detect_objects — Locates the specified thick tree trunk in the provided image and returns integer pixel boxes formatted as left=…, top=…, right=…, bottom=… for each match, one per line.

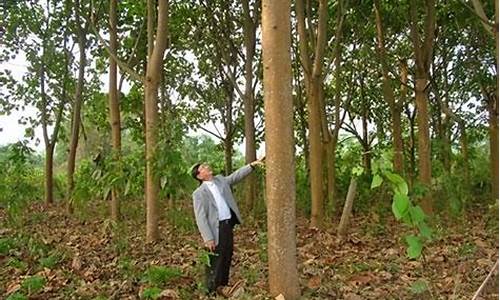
left=337, top=178, right=357, bottom=239
left=262, top=0, right=300, bottom=297
left=67, top=0, right=87, bottom=213
left=109, top=0, right=121, bottom=221
left=242, top=0, right=258, bottom=212
left=145, top=0, right=169, bottom=242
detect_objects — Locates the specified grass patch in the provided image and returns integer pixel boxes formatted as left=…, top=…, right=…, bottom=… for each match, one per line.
left=142, top=265, right=182, bottom=287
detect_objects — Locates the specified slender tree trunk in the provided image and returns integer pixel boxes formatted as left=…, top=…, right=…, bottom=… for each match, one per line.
left=145, top=0, right=169, bottom=242
left=242, top=0, right=258, bottom=212
left=337, top=178, right=357, bottom=239
left=488, top=95, right=499, bottom=199
left=459, top=121, right=469, bottom=184
left=374, top=0, right=403, bottom=173
left=67, top=0, right=87, bottom=213
left=360, top=74, right=371, bottom=173
left=224, top=137, right=233, bottom=175
left=409, top=0, right=435, bottom=214
left=327, top=2, right=345, bottom=215
left=406, top=105, right=417, bottom=189
left=109, top=0, right=121, bottom=221
left=296, top=0, right=328, bottom=228
left=262, top=0, right=300, bottom=297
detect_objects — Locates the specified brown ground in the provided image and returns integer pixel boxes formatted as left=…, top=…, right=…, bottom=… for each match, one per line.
left=0, top=201, right=498, bottom=299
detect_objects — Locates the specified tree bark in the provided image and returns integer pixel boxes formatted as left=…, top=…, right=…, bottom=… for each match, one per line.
left=337, top=178, right=357, bottom=239
left=262, top=0, right=300, bottom=298
left=109, top=0, right=121, bottom=221
left=242, top=0, right=258, bottom=212
left=409, top=0, right=435, bottom=214
left=374, top=0, right=403, bottom=174
left=67, top=0, right=87, bottom=214
left=145, top=0, right=169, bottom=242
left=296, top=0, right=328, bottom=228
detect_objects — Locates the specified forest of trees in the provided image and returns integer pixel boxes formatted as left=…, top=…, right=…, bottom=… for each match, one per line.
left=0, top=0, right=498, bottom=299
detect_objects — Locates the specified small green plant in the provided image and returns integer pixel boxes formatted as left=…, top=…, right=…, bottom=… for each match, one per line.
left=39, top=252, right=61, bottom=269
left=142, top=266, right=182, bottom=287
left=0, top=237, right=15, bottom=255
left=371, top=152, right=432, bottom=259
left=8, top=258, right=28, bottom=271
left=166, top=207, right=196, bottom=233
left=6, top=292, right=28, bottom=300
left=257, top=232, right=268, bottom=263
left=21, top=275, right=45, bottom=295
left=241, top=266, right=259, bottom=285
left=141, top=287, right=162, bottom=299
left=410, top=279, right=429, bottom=294
left=458, top=242, right=476, bottom=257
left=118, top=257, right=137, bottom=278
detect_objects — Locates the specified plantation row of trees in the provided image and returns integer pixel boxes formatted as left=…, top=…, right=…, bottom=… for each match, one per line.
left=0, top=0, right=497, bottom=298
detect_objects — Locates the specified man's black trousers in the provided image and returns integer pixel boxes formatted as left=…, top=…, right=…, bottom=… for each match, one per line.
left=206, top=219, right=233, bottom=292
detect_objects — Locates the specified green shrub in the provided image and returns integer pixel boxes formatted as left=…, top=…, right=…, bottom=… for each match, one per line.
left=141, top=287, right=162, bottom=299
left=21, top=275, right=45, bottom=295
left=142, top=266, right=182, bottom=286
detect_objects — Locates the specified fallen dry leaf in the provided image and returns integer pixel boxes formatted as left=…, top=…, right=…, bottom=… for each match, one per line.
left=307, top=275, right=321, bottom=289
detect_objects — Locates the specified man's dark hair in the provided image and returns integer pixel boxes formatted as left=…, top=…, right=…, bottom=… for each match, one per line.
left=191, top=163, right=202, bottom=184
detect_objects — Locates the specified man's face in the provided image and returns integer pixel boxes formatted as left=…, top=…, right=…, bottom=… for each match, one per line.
left=196, top=163, right=213, bottom=181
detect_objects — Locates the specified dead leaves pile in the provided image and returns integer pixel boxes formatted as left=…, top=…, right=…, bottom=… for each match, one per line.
left=0, top=204, right=498, bottom=299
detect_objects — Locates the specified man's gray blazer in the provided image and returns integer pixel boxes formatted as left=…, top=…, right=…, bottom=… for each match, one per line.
left=192, top=165, right=253, bottom=245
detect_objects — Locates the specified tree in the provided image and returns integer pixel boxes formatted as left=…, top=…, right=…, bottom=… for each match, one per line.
left=409, top=0, right=436, bottom=214
left=145, top=0, right=169, bottom=242
left=108, top=0, right=121, bottom=220
left=374, top=0, right=404, bottom=174
left=67, top=0, right=91, bottom=213
left=262, top=0, right=300, bottom=298
left=295, top=0, right=328, bottom=227
left=242, top=0, right=260, bottom=212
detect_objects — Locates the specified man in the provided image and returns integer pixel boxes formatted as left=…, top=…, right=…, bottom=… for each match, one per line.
left=191, top=158, right=264, bottom=296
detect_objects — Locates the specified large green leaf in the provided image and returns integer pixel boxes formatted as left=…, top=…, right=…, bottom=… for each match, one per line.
left=405, top=235, right=423, bottom=259
left=371, top=174, right=383, bottom=189
left=392, top=194, right=410, bottom=220
left=418, top=223, right=432, bottom=239
left=409, top=205, right=425, bottom=224
left=385, top=172, right=408, bottom=195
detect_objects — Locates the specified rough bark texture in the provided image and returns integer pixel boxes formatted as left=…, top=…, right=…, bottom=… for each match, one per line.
left=145, top=0, right=169, bottom=242
left=409, top=0, right=435, bottom=214
left=109, top=0, right=121, bottom=221
left=337, top=178, right=357, bottom=239
left=67, top=0, right=87, bottom=213
left=296, top=0, right=328, bottom=228
left=262, top=0, right=300, bottom=298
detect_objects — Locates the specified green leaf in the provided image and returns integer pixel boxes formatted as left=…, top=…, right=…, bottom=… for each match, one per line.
left=352, top=166, right=364, bottom=177
left=409, top=205, right=425, bottom=224
left=385, top=172, right=408, bottom=195
left=410, top=280, right=428, bottom=294
left=405, top=235, right=423, bottom=259
left=392, top=194, right=410, bottom=220
left=371, top=174, right=383, bottom=189
left=418, top=223, right=432, bottom=239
